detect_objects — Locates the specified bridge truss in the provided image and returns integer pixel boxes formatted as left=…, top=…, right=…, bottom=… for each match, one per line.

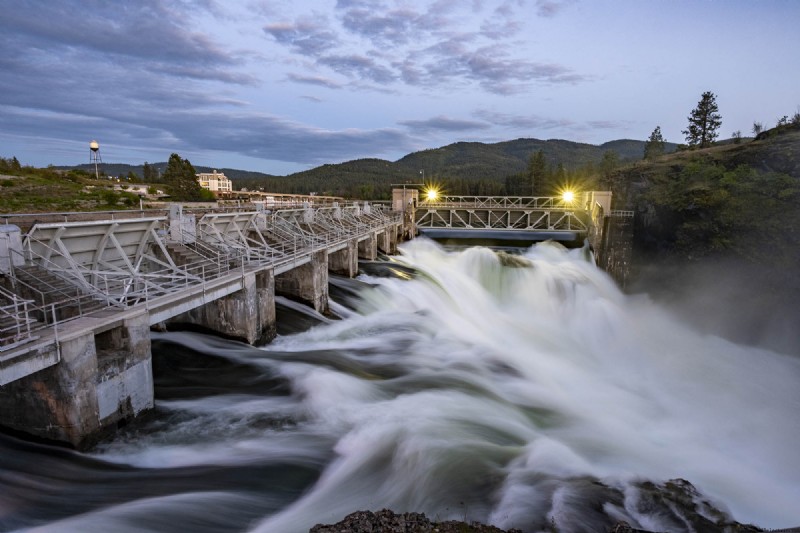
left=415, top=195, right=589, bottom=232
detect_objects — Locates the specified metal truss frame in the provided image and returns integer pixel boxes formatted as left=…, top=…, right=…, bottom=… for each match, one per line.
left=416, top=205, right=588, bottom=232
left=22, top=217, right=205, bottom=308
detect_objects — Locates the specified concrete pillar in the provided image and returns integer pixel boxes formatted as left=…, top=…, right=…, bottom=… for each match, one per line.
left=167, top=271, right=273, bottom=345
left=275, top=250, right=329, bottom=314
left=358, top=232, right=377, bottom=261
left=0, top=312, right=153, bottom=449
left=377, top=228, right=393, bottom=254
left=388, top=223, right=399, bottom=253
left=598, top=214, right=634, bottom=289
left=329, top=239, right=358, bottom=278
left=255, top=269, right=277, bottom=344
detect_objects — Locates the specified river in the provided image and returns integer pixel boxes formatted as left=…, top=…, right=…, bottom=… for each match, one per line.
left=1, top=239, right=799, bottom=532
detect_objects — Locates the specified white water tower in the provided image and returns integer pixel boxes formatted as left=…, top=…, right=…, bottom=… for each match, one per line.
left=89, top=140, right=102, bottom=179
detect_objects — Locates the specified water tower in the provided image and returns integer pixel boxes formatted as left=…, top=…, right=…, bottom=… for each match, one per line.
left=89, top=140, right=102, bottom=179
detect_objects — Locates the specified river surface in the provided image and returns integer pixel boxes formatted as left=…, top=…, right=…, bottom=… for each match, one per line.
left=2, top=239, right=799, bottom=532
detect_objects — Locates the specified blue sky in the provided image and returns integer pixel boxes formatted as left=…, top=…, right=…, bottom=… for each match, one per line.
left=1, top=0, right=798, bottom=176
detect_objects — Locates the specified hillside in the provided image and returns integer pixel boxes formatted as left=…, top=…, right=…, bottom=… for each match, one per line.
left=611, top=123, right=800, bottom=353
left=57, top=137, right=676, bottom=199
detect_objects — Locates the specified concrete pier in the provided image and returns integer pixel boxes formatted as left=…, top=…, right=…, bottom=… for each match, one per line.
left=329, top=239, right=358, bottom=278
left=358, top=232, right=378, bottom=260
left=377, top=228, right=392, bottom=254
left=0, top=311, right=153, bottom=449
left=167, top=270, right=276, bottom=344
left=0, top=202, right=403, bottom=448
left=275, top=250, right=329, bottom=314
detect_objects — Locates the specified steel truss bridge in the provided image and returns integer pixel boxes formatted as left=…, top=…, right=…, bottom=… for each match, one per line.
left=414, top=195, right=594, bottom=243
left=0, top=202, right=400, bottom=358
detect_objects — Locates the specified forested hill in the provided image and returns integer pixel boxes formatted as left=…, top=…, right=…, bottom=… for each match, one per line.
left=60, top=137, right=677, bottom=198
left=233, top=137, right=678, bottom=197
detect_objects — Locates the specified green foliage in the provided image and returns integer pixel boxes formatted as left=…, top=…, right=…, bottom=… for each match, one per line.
left=142, top=161, right=158, bottom=182
left=644, top=126, right=666, bottom=159
left=162, top=153, right=205, bottom=201
left=599, top=150, right=619, bottom=189
left=637, top=152, right=800, bottom=267
left=683, top=91, right=722, bottom=148
left=99, top=189, right=119, bottom=206
left=0, top=156, right=22, bottom=174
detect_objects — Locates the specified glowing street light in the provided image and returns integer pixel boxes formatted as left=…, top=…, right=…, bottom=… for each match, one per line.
left=561, top=190, right=575, bottom=204
left=425, top=188, right=439, bottom=201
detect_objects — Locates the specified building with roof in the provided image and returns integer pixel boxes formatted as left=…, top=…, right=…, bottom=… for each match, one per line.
left=196, top=170, right=232, bottom=193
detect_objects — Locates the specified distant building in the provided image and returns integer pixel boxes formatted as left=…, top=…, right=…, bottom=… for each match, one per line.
left=196, top=170, right=232, bottom=193
left=112, top=183, right=163, bottom=196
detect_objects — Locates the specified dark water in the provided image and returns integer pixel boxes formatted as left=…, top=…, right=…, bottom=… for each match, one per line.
left=2, top=240, right=799, bottom=532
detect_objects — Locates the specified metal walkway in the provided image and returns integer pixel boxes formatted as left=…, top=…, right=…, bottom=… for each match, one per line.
left=0, top=202, right=400, bottom=356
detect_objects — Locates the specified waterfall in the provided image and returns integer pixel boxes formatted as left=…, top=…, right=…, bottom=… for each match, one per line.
left=1, top=239, right=798, bottom=533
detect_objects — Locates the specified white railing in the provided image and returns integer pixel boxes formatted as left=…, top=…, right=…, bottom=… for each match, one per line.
left=0, top=204, right=402, bottom=341
left=0, top=286, right=37, bottom=351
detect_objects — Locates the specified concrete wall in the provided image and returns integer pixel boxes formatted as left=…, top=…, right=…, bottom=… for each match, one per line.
left=358, top=232, right=377, bottom=260
left=0, top=312, right=153, bottom=449
left=275, top=250, right=329, bottom=314
left=376, top=228, right=392, bottom=255
left=598, top=214, right=634, bottom=289
left=166, top=270, right=276, bottom=345
left=329, top=239, right=358, bottom=278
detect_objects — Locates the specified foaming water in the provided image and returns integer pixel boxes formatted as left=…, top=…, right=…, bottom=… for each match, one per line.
left=1, top=239, right=798, bottom=532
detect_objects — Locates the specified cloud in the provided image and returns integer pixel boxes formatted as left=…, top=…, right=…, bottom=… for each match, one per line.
left=421, top=41, right=590, bottom=93
left=339, top=6, right=423, bottom=47
left=318, top=54, right=397, bottom=84
left=287, top=73, right=343, bottom=89
left=261, top=1, right=590, bottom=93
left=587, top=120, right=628, bottom=130
left=535, top=0, right=574, bottom=18
left=474, top=110, right=575, bottom=130
left=398, top=115, right=491, bottom=133
left=159, top=111, right=416, bottom=164
left=0, top=0, right=241, bottom=82
left=263, top=19, right=341, bottom=57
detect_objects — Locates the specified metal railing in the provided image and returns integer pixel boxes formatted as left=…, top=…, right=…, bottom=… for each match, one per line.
left=0, top=286, right=37, bottom=351
left=0, top=203, right=402, bottom=350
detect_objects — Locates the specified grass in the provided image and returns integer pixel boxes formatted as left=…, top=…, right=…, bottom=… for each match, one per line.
left=0, top=167, right=144, bottom=214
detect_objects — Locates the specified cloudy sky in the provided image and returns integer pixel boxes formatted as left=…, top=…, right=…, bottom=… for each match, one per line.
left=1, top=0, right=798, bottom=175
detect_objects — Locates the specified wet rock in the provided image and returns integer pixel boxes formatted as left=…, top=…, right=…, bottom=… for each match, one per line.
left=309, top=509, right=522, bottom=533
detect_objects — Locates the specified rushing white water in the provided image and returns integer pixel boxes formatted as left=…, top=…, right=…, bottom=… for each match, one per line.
left=3, top=239, right=799, bottom=532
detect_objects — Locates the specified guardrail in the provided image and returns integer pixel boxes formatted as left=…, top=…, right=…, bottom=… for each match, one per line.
left=0, top=204, right=403, bottom=349
left=0, top=286, right=37, bottom=351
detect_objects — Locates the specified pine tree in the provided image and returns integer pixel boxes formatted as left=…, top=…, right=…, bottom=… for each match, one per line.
left=644, top=126, right=666, bottom=159
left=142, top=161, right=158, bottom=182
left=162, top=153, right=204, bottom=201
left=683, top=91, right=722, bottom=148
left=527, top=150, right=547, bottom=196
left=599, top=150, right=619, bottom=189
